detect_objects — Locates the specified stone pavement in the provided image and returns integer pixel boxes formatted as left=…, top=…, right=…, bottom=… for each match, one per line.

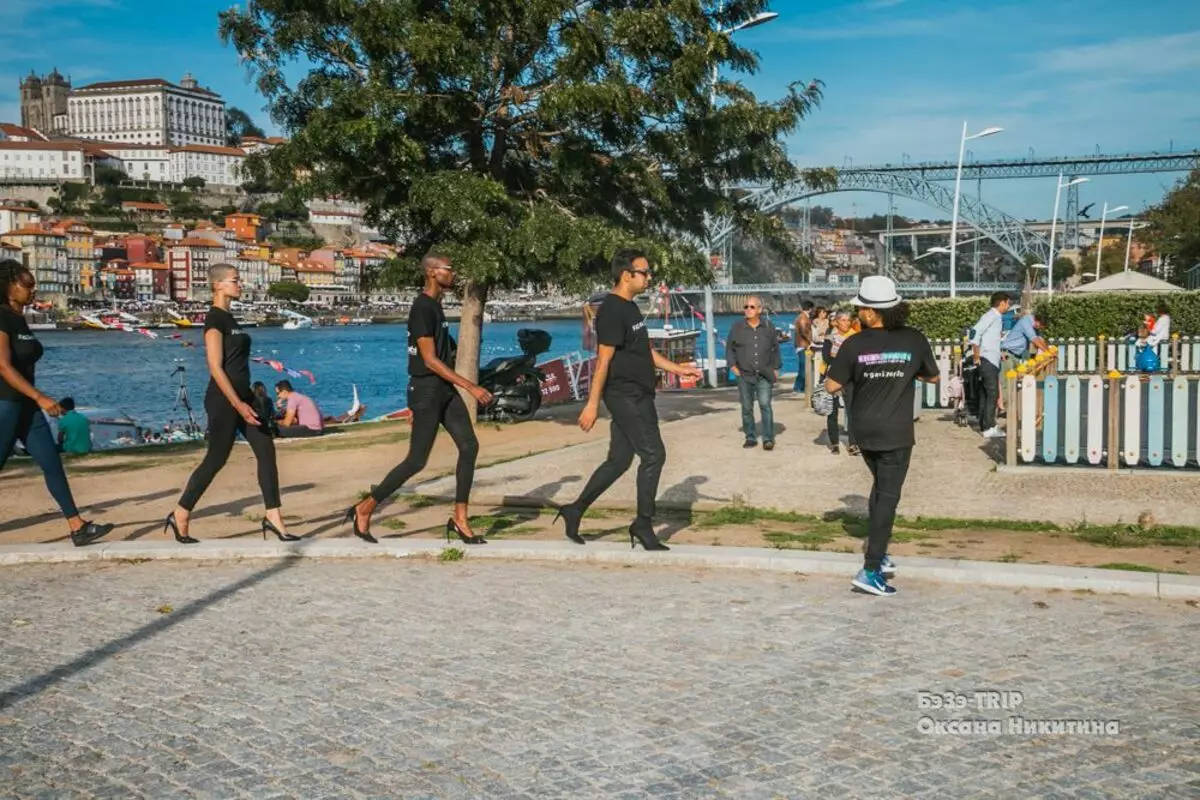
left=1, top=559, right=1196, bottom=798
left=414, top=393, right=1200, bottom=527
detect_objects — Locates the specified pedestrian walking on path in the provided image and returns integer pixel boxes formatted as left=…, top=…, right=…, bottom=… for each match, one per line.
left=824, top=276, right=940, bottom=596
left=728, top=296, right=781, bottom=450
left=556, top=249, right=703, bottom=550
left=345, top=251, right=494, bottom=545
left=792, top=301, right=813, bottom=394
left=167, top=264, right=297, bottom=544
left=0, top=260, right=113, bottom=546
left=822, top=310, right=858, bottom=456
left=971, top=292, right=1011, bottom=440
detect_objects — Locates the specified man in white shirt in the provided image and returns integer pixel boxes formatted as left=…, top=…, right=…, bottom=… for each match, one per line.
left=1147, top=302, right=1171, bottom=347
left=971, top=292, right=1011, bottom=439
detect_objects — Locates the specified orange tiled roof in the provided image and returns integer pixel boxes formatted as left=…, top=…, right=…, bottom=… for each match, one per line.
left=171, top=144, right=246, bottom=157
left=129, top=261, right=169, bottom=270
left=0, top=123, right=47, bottom=140
left=2, top=226, right=64, bottom=238
left=165, top=237, right=225, bottom=248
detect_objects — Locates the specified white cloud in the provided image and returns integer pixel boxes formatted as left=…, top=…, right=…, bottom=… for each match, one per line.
left=1032, top=30, right=1200, bottom=76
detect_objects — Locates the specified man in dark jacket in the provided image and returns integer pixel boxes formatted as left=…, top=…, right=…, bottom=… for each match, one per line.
left=727, top=296, right=782, bottom=450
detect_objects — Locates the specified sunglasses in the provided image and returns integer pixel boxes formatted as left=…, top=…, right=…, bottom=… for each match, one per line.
left=629, top=269, right=652, bottom=277
left=744, top=305, right=759, bottom=310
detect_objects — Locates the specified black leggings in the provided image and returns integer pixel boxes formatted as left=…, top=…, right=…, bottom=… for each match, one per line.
left=370, top=377, right=479, bottom=504
left=178, top=391, right=281, bottom=511
left=0, top=399, right=79, bottom=518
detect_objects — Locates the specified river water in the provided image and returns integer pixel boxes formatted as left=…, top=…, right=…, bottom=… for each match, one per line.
left=33, top=313, right=803, bottom=430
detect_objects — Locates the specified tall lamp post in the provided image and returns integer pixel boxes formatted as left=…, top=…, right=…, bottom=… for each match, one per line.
left=1046, top=173, right=1089, bottom=298
left=703, top=4, right=779, bottom=389
left=1093, top=202, right=1127, bottom=281
left=949, top=122, right=1003, bottom=298
left=1123, top=219, right=1146, bottom=273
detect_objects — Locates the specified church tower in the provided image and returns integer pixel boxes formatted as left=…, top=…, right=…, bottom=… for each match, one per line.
left=18, top=69, right=71, bottom=134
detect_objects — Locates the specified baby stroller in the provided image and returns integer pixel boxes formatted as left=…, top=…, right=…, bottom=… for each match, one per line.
left=950, top=353, right=981, bottom=427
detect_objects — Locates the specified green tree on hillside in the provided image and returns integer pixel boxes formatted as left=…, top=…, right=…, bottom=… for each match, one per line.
left=219, top=0, right=827, bottom=407
left=268, top=281, right=311, bottom=303
left=1139, top=168, right=1200, bottom=284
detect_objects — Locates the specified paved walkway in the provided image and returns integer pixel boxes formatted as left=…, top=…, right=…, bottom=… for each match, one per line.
left=416, top=392, right=1200, bottom=527
left=1, top=560, right=1195, bottom=797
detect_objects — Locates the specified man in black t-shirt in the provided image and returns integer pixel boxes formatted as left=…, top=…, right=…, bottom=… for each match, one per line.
left=825, top=276, right=940, bottom=597
left=556, top=248, right=703, bottom=550
left=348, top=251, right=494, bottom=545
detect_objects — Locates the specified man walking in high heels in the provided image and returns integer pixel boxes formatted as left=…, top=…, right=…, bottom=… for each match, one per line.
left=555, top=248, right=703, bottom=550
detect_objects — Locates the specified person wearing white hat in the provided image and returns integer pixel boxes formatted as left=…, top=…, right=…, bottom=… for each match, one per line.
left=824, top=276, right=940, bottom=597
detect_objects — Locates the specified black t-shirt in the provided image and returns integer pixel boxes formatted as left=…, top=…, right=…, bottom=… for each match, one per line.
left=825, top=326, right=938, bottom=452
left=595, top=293, right=655, bottom=397
left=408, top=292, right=455, bottom=380
left=204, top=306, right=253, bottom=401
left=0, top=306, right=43, bottom=403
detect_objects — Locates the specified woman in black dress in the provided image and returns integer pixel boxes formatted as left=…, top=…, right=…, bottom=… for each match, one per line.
left=165, top=263, right=298, bottom=543
left=0, top=260, right=112, bottom=545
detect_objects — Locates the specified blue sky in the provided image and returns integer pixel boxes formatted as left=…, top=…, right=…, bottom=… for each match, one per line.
left=4, top=0, right=1199, bottom=221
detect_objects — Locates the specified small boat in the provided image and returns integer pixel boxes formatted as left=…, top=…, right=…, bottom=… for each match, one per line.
left=281, top=310, right=314, bottom=330
left=80, top=313, right=112, bottom=330
left=27, top=322, right=57, bottom=331
left=234, top=317, right=259, bottom=328
left=324, top=384, right=368, bottom=424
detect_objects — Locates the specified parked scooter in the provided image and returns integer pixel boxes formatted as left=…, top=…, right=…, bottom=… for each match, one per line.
left=478, top=329, right=550, bottom=421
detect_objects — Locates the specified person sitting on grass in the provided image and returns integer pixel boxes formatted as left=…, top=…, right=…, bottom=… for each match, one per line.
left=56, top=397, right=92, bottom=455
left=274, top=380, right=324, bottom=438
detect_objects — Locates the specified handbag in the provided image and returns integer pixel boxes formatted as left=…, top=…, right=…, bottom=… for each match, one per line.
left=811, top=385, right=835, bottom=417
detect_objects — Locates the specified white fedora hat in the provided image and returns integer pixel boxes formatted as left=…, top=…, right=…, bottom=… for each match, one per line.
left=851, top=275, right=902, bottom=309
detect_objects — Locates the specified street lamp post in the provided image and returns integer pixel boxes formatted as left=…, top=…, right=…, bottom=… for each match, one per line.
left=1046, top=173, right=1089, bottom=298
left=1094, top=202, right=1128, bottom=281
left=702, top=3, right=778, bottom=389
left=949, top=122, right=1003, bottom=298
left=1123, top=219, right=1145, bottom=272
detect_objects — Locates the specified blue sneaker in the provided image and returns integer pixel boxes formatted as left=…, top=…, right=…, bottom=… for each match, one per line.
left=881, top=555, right=896, bottom=576
left=852, top=568, right=896, bottom=596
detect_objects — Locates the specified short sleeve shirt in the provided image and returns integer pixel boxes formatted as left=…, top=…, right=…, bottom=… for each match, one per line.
left=286, top=392, right=323, bottom=431
left=58, top=410, right=92, bottom=454
left=595, top=294, right=655, bottom=397
left=825, top=326, right=939, bottom=452
left=0, top=306, right=44, bottom=402
left=204, top=306, right=252, bottom=401
left=408, top=292, right=454, bottom=379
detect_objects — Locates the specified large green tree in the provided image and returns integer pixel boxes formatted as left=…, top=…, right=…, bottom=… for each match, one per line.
left=219, top=0, right=824, bottom=397
left=1139, top=169, right=1200, bottom=285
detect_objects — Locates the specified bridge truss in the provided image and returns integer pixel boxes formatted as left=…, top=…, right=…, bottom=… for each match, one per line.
left=709, top=170, right=1052, bottom=264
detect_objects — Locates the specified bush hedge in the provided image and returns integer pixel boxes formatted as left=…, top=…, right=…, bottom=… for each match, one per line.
left=908, top=292, right=1200, bottom=340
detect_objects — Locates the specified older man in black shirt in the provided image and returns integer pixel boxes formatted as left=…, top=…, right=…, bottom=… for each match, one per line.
left=727, top=296, right=781, bottom=450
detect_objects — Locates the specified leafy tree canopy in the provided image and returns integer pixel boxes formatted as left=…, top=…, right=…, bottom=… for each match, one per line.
left=268, top=280, right=311, bottom=303
left=219, top=0, right=824, bottom=292
left=1139, top=168, right=1200, bottom=284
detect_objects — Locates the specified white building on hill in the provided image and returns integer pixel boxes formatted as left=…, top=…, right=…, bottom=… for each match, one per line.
left=66, top=74, right=225, bottom=147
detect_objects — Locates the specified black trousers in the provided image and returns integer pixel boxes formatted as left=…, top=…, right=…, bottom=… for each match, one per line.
left=826, top=385, right=855, bottom=449
left=573, top=391, right=665, bottom=520
left=860, top=447, right=912, bottom=573
left=370, top=377, right=478, bottom=504
left=277, top=425, right=323, bottom=438
left=179, top=391, right=281, bottom=511
left=978, top=359, right=1000, bottom=431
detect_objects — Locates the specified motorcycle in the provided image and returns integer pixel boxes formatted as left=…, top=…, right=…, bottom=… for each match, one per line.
left=477, top=328, right=550, bottom=422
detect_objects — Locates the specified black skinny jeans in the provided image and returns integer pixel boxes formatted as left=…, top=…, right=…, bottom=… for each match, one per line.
left=0, top=398, right=79, bottom=518
left=179, top=390, right=281, bottom=511
left=572, top=391, right=666, bottom=520
left=860, top=447, right=912, bottom=573
left=370, top=377, right=479, bottom=504
left=978, top=359, right=1000, bottom=431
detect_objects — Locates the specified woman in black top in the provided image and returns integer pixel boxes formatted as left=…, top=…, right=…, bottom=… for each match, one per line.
left=166, top=263, right=297, bottom=544
left=0, top=260, right=112, bottom=546
left=343, top=251, right=493, bottom=545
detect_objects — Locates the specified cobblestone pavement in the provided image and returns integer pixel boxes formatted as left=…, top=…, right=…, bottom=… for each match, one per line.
left=1, top=560, right=1196, bottom=799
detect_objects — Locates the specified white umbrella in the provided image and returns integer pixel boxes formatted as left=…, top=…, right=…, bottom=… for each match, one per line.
left=1070, top=272, right=1185, bottom=294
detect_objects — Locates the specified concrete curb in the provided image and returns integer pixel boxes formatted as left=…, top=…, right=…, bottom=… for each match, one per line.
left=1, top=539, right=1197, bottom=600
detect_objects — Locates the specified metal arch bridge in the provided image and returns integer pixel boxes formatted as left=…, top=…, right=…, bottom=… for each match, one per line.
left=704, top=149, right=1200, bottom=261
left=708, top=170, right=1052, bottom=264
left=675, top=281, right=1020, bottom=296
left=837, top=150, right=1200, bottom=182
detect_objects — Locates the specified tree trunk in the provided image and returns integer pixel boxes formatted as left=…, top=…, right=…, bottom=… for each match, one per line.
left=455, top=279, right=489, bottom=425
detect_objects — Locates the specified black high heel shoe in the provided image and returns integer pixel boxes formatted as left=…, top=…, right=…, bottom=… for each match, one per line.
left=554, top=505, right=585, bottom=545
left=628, top=521, right=669, bottom=551
left=164, top=512, right=199, bottom=545
left=446, top=518, right=487, bottom=545
left=262, top=518, right=300, bottom=542
left=342, top=505, right=377, bottom=544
